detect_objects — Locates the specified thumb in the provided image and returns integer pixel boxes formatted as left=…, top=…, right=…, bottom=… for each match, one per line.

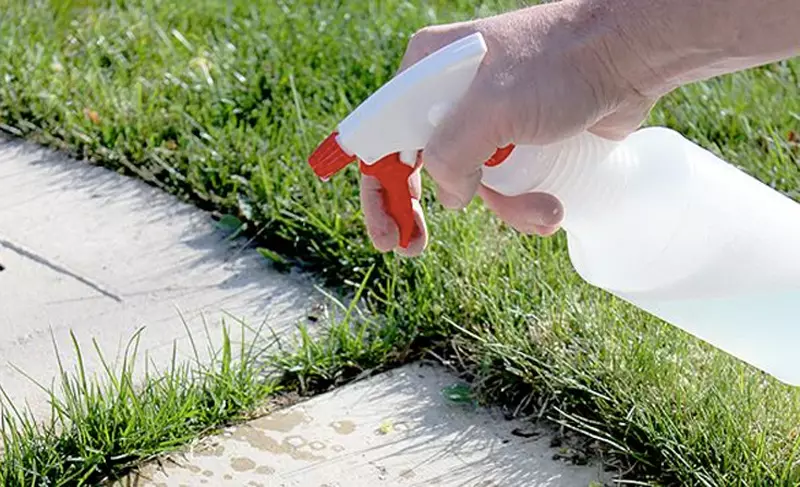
left=423, top=84, right=508, bottom=210
left=477, top=185, right=563, bottom=236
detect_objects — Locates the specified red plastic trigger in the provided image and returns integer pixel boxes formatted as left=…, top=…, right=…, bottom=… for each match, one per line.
left=484, top=144, right=515, bottom=167
left=359, top=154, right=417, bottom=249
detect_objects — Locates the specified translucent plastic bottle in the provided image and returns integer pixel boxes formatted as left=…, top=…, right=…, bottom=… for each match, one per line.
left=482, top=127, right=800, bottom=385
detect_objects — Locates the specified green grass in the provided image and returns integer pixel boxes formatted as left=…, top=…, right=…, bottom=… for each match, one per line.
left=0, top=322, right=279, bottom=486
left=1, top=0, right=799, bottom=485
left=1, top=272, right=401, bottom=486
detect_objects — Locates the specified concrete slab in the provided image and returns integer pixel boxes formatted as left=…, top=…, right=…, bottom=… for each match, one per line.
left=120, top=363, right=611, bottom=487
left=0, top=138, right=320, bottom=418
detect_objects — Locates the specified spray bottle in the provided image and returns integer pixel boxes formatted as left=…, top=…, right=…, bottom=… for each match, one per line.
left=307, top=32, right=800, bottom=386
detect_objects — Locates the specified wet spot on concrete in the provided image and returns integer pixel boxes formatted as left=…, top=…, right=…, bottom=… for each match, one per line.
left=200, top=480, right=208, bottom=485
left=231, top=456, right=257, bottom=472
left=255, top=465, right=275, bottom=475
left=232, top=425, right=326, bottom=462
left=255, top=409, right=308, bottom=433
left=309, top=441, right=326, bottom=451
left=196, top=444, right=225, bottom=457
left=329, top=420, right=355, bottom=435
left=285, top=435, right=306, bottom=448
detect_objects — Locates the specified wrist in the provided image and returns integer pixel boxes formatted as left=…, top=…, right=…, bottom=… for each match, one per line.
left=570, top=0, right=800, bottom=98
left=531, top=0, right=667, bottom=107
left=562, top=0, right=710, bottom=99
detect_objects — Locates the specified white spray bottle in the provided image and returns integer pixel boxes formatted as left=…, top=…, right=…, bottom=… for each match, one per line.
left=308, top=33, right=800, bottom=386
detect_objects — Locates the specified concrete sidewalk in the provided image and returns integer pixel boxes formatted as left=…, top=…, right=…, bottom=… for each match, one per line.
left=120, top=363, right=611, bottom=487
left=0, top=137, right=319, bottom=418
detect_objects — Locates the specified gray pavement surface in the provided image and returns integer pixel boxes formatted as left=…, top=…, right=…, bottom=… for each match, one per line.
left=120, top=363, right=611, bottom=487
left=0, top=137, right=319, bottom=418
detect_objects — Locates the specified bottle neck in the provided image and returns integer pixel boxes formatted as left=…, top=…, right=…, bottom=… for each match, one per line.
left=480, top=131, right=633, bottom=233
left=526, top=133, right=632, bottom=233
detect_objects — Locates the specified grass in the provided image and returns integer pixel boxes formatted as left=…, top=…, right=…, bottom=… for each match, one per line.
left=1, top=272, right=401, bottom=486
left=1, top=0, right=799, bottom=485
left=0, top=323, right=278, bottom=486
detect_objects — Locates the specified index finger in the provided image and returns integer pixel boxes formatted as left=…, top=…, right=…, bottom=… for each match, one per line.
left=398, top=23, right=479, bottom=74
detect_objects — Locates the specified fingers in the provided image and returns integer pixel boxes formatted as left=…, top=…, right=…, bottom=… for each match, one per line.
left=361, top=174, right=398, bottom=252
left=397, top=164, right=428, bottom=257
left=395, top=198, right=428, bottom=257
left=399, top=23, right=509, bottom=211
left=477, top=184, right=563, bottom=236
left=424, top=83, right=507, bottom=210
left=362, top=167, right=563, bottom=258
left=360, top=168, right=428, bottom=256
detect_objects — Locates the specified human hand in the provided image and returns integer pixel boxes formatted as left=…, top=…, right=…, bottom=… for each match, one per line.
left=362, top=1, right=658, bottom=256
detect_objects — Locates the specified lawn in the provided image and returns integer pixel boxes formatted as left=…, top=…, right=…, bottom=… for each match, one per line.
left=1, top=0, right=800, bottom=485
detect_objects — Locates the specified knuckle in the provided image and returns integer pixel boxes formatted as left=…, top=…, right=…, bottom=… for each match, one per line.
left=406, top=27, right=436, bottom=58
left=422, top=144, right=460, bottom=180
left=410, top=26, right=435, bottom=42
left=405, top=24, right=479, bottom=65
left=481, top=77, right=517, bottom=137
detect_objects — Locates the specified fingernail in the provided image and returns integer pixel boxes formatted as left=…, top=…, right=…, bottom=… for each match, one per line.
left=531, top=195, right=563, bottom=226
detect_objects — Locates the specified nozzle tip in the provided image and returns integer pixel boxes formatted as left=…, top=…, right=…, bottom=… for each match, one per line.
left=308, top=132, right=355, bottom=180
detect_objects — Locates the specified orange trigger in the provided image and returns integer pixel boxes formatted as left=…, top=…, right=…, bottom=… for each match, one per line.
left=359, top=154, right=417, bottom=249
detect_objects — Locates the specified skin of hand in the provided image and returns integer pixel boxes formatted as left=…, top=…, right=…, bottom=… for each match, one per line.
left=361, top=0, right=800, bottom=257
left=361, top=1, right=656, bottom=257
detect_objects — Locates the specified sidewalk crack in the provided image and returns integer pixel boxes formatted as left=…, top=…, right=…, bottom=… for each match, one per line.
left=0, top=236, right=123, bottom=302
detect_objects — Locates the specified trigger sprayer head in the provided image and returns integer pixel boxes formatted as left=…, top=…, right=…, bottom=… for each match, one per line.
left=308, top=131, right=419, bottom=249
